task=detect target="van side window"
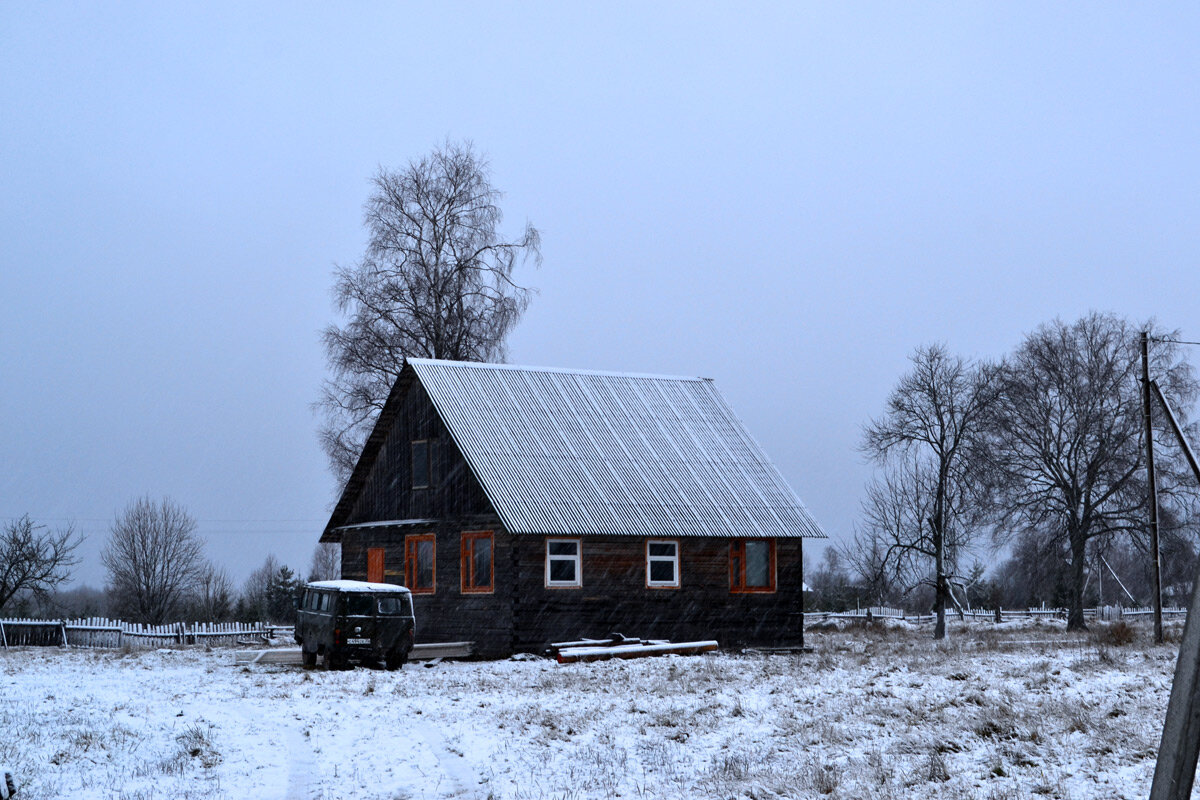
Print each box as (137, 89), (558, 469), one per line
(378, 596), (409, 615)
(319, 593), (330, 612)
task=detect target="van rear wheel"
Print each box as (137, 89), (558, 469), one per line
(385, 650), (407, 671)
(302, 647), (317, 669)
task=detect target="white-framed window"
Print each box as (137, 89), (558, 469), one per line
(646, 540), (680, 588)
(545, 538), (581, 587)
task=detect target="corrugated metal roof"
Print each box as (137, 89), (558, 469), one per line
(409, 359), (826, 539)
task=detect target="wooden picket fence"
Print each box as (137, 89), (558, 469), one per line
(803, 606), (1189, 625)
(803, 606), (907, 623)
(0, 617), (293, 649)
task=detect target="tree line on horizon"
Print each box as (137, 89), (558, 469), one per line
(811, 311), (1200, 638)
(0, 499), (340, 625)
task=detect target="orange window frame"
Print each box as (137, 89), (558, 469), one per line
(460, 531), (495, 594)
(367, 547), (385, 583)
(405, 534), (436, 594)
(730, 539), (777, 593)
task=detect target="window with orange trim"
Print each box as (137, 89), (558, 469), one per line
(730, 539), (776, 593)
(461, 531), (494, 593)
(405, 534), (436, 593)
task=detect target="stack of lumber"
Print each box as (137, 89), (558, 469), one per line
(548, 633), (718, 663)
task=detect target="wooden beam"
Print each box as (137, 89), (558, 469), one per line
(556, 640), (718, 663)
(1149, 379), (1200, 800)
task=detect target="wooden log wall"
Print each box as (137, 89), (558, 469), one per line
(510, 536), (806, 653)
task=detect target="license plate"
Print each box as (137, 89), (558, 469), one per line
(347, 637), (371, 645)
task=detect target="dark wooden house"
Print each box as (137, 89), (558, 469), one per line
(320, 359), (827, 657)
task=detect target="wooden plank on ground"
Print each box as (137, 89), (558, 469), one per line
(234, 641), (475, 665)
(556, 640), (718, 663)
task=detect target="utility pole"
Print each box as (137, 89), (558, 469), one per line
(1143, 331), (1164, 645)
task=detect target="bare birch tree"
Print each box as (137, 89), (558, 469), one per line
(308, 542), (340, 582)
(858, 344), (997, 639)
(102, 497), (205, 624)
(0, 515), (81, 612)
(976, 313), (1198, 630)
(318, 140), (541, 483)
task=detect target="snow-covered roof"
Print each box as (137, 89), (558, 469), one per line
(305, 580), (410, 594)
(413, 359), (826, 539)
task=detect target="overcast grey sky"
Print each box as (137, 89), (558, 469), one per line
(3, 4), (1199, 588)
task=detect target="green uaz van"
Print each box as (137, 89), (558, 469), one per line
(294, 580), (415, 670)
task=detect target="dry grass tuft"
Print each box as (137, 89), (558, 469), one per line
(1095, 621), (1137, 647)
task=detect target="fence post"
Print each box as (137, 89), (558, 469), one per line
(0, 620), (6, 649)
(60, 620), (67, 648)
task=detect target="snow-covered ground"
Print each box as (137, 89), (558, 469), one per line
(0, 621), (1181, 799)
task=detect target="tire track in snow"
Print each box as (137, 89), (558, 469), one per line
(409, 718), (481, 798)
(284, 720), (320, 800)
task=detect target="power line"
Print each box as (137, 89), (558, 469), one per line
(1, 516), (325, 524)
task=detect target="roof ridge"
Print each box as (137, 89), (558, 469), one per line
(408, 358), (710, 383)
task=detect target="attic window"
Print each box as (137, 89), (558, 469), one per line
(412, 440), (430, 488)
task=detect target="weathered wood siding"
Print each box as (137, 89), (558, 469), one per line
(510, 537), (805, 652)
(344, 380), (491, 525)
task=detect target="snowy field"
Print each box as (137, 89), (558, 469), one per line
(0, 621), (1183, 800)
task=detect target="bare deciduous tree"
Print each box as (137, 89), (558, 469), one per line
(239, 554), (280, 622)
(102, 497), (205, 624)
(857, 344), (997, 639)
(977, 313), (1198, 630)
(0, 515), (81, 612)
(318, 140), (541, 483)
(308, 542), (340, 582)
(189, 563), (235, 623)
